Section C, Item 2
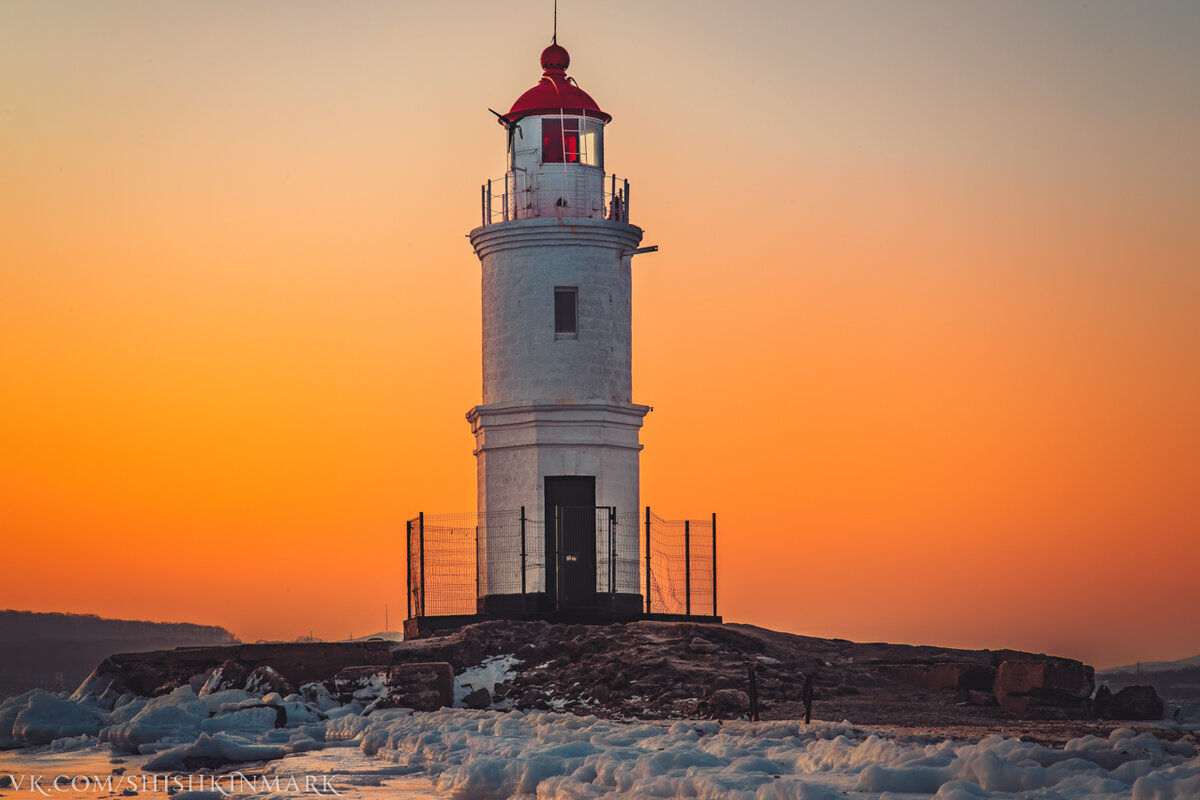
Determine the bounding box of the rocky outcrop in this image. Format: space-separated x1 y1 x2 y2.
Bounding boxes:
76 620 1108 726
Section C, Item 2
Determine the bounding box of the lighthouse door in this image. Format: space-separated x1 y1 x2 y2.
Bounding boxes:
545 476 597 610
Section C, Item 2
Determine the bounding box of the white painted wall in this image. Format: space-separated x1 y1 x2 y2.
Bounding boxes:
467 217 647 599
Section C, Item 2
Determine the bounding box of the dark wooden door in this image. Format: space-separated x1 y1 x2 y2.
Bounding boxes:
545 476 596 609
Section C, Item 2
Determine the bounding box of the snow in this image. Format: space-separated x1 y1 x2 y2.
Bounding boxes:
3 667 1200 799
453 654 519 707
348 710 1200 799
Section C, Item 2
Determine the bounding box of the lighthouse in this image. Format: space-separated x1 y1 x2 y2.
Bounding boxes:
466 40 650 618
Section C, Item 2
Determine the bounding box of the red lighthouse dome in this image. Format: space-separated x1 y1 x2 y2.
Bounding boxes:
502 43 611 124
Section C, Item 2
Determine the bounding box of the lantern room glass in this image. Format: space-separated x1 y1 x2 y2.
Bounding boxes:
541 117 603 168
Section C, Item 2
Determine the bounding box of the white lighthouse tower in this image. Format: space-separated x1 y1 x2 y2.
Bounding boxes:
467 40 649 618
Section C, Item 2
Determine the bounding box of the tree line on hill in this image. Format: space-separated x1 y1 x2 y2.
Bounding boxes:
0 609 237 698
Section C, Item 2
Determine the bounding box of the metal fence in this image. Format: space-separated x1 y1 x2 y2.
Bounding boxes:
644 510 717 617
405 507 715 619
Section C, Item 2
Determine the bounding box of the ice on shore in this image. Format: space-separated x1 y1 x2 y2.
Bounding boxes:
2 665 1199 799
1 690 106 746
354 710 1200 800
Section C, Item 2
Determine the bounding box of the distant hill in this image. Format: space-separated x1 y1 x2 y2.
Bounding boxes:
1099 653 1200 676
1097 652 1200 706
0 609 238 697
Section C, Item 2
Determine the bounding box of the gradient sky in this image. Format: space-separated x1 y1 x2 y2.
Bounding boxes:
1 1 1197 668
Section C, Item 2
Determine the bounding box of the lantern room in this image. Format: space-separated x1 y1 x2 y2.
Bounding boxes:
495 43 615 221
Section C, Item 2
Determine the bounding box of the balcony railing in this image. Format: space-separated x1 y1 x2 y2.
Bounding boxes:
480 170 630 227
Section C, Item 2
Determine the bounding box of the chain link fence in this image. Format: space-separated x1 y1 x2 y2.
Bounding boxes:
406 508 716 620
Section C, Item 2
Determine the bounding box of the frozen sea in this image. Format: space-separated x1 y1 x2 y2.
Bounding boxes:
2 668 1199 799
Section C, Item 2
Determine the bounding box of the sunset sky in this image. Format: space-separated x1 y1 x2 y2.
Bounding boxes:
2 1 1197 669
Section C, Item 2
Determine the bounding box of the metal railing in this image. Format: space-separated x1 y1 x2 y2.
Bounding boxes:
405 507 715 619
480 171 630 227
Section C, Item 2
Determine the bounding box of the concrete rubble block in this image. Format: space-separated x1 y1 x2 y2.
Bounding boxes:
333 663 453 711
879 662 997 692
994 659 1095 719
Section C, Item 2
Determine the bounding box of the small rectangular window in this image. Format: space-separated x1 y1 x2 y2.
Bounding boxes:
554 287 577 335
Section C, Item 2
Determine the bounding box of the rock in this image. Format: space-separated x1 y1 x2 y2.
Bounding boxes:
611 672 630 690
462 687 492 709
968 690 998 707
244 666 294 698
1095 685 1164 720
591 683 611 703
188 668 215 694
689 637 719 654
332 663 453 711
994 660 1094 719
708 688 750 716
199 661 248 697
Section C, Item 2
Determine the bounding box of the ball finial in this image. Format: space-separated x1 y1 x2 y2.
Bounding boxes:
540 43 570 73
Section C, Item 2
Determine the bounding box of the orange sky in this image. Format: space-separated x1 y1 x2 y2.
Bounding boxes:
1 1 1197 668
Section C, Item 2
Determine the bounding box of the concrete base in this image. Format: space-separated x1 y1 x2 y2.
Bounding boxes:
477 592 644 617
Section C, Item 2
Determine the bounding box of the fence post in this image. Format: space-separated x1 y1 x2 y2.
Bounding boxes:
712 512 717 618
475 523 481 602
480 184 486 227
405 519 412 620
624 178 630 220
520 506 527 601
418 511 426 617
684 520 691 617
486 179 492 224
644 506 652 614
609 507 616 595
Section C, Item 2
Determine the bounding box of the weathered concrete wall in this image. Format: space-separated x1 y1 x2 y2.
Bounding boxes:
467 217 648 598
90 642 395 697
471 218 642 406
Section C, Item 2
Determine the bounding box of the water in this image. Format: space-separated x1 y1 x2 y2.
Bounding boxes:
0 746 438 799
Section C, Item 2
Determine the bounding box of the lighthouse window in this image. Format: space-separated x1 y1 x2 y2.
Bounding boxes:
542 117 603 168
554 287 578 335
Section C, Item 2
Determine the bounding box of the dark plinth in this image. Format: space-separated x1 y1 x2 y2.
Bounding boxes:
403 593 721 640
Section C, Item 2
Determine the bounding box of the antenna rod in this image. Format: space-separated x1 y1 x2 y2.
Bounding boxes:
553 0 558 43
